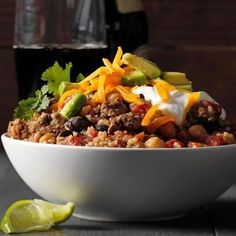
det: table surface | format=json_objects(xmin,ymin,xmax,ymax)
[{"xmin": 0, "ymin": 151, "xmax": 236, "ymax": 236}]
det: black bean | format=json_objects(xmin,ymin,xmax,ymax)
[
  {"xmin": 65, "ymin": 116, "xmax": 92, "ymax": 132},
  {"xmin": 107, "ymin": 112, "xmax": 142, "ymax": 134},
  {"xmin": 95, "ymin": 124, "xmax": 108, "ymax": 131},
  {"xmin": 58, "ymin": 129, "xmax": 72, "ymax": 137}
]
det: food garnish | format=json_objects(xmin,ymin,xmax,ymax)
[
  {"xmin": 13, "ymin": 85, "xmax": 50, "ymax": 120},
  {"xmin": 41, "ymin": 61, "xmax": 72, "ymax": 96},
  {"xmin": 122, "ymin": 52, "xmax": 161, "ymax": 79}
]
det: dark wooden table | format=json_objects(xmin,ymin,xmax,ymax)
[{"xmin": 0, "ymin": 151, "xmax": 236, "ymax": 236}]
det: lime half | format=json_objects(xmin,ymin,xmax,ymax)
[{"xmin": 0, "ymin": 199, "xmax": 75, "ymax": 234}]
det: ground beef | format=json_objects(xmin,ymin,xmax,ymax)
[
  {"xmin": 50, "ymin": 112, "xmax": 67, "ymax": 127},
  {"xmin": 85, "ymin": 104, "xmax": 102, "ymax": 124},
  {"xmin": 108, "ymin": 112, "xmax": 143, "ymax": 134},
  {"xmin": 100, "ymin": 101, "xmax": 129, "ymax": 118},
  {"xmin": 23, "ymin": 113, "xmax": 54, "ymax": 138}
]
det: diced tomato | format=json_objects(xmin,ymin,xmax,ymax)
[
  {"xmin": 135, "ymin": 132, "xmax": 145, "ymax": 141},
  {"xmin": 87, "ymin": 127, "xmax": 98, "ymax": 138},
  {"xmin": 117, "ymin": 140, "xmax": 126, "ymax": 147},
  {"xmin": 58, "ymin": 103, "xmax": 64, "ymax": 109},
  {"xmin": 69, "ymin": 136, "xmax": 84, "ymax": 146},
  {"xmin": 165, "ymin": 139, "xmax": 185, "ymax": 148},
  {"xmin": 114, "ymin": 130, "xmax": 126, "ymax": 137},
  {"xmin": 205, "ymin": 135, "xmax": 225, "ymax": 146},
  {"xmin": 131, "ymin": 103, "xmax": 151, "ymax": 114}
]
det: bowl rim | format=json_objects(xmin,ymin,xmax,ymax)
[{"xmin": 2, "ymin": 133, "xmax": 236, "ymax": 152}]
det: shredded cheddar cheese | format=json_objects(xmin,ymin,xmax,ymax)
[
  {"xmin": 152, "ymin": 80, "xmax": 176, "ymax": 102},
  {"xmin": 113, "ymin": 46, "xmax": 123, "ymax": 66},
  {"xmin": 97, "ymin": 74, "xmax": 106, "ymax": 102},
  {"xmin": 141, "ymin": 105, "xmax": 159, "ymax": 126},
  {"xmin": 112, "ymin": 46, "xmax": 125, "ymax": 74},
  {"xmin": 78, "ymin": 66, "xmax": 106, "ymax": 87},
  {"xmin": 103, "ymin": 58, "xmax": 115, "ymax": 74},
  {"xmin": 58, "ymin": 89, "xmax": 82, "ymax": 104},
  {"xmin": 115, "ymin": 86, "xmax": 143, "ymax": 105}
]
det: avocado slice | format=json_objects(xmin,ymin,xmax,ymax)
[
  {"xmin": 60, "ymin": 93, "xmax": 86, "ymax": 118},
  {"xmin": 175, "ymin": 83, "xmax": 193, "ymax": 92},
  {"xmin": 122, "ymin": 53, "xmax": 161, "ymax": 80},
  {"xmin": 162, "ymin": 72, "xmax": 190, "ymax": 85},
  {"xmin": 122, "ymin": 70, "xmax": 148, "ymax": 86}
]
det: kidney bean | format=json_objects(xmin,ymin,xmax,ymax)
[
  {"xmin": 159, "ymin": 122, "xmax": 177, "ymax": 138},
  {"xmin": 188, "ymin": 125, "xmax": 208, "ymax": 138}
]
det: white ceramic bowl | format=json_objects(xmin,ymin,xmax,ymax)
[{"xmin": 2, "ymin": 133, "xmax": 236, "ymax": 221}]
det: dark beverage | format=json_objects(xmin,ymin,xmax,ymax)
[{"xmin": 14, "ymin": 46, "xmax": 107, "ymax": 99}]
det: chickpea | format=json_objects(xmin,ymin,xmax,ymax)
[
  {"xmin": 31, "ymin": 132, "xmax": 41, "ymax": 142},
  {"xmin": 144, "ymin": 137, "xmax": 164, "ymax": 148},
  {"xmin": 218, "ymin": 132, "xmax": 236, "ymax": 144},
  {"xmin": 188, "ymin": 125, "xmax": 208, "ymax": 138},
  {"xmin": 159, "ymin": 122, "xmax": 177, "ymax": 138},
  {"xmin": 39, "ymin": 133, "xmax": 56, "ymax": 144}
]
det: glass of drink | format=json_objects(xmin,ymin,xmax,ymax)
[{"xmin": 14, "ymin": 0, "xmax": 107, "ymax": 99}]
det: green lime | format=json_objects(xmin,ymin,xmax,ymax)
[{"xmin": 0, "ymin": 199, "xmax": 75, "ymax": 234}]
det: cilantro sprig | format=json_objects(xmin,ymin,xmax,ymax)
[
  {"xmin": 14, "ymin": 85, "xmax": 50, "ymax": 120},
  {"xmin": 13, "ymin": 61, "xmax": 83, "ymax": 120},
  {"xmin": 76, "ymin": 73, "xmax": 85, "ymax": 82},
  {"xmin": 41, "ymin": 61, "xmax": 72, "ymax": 97}
]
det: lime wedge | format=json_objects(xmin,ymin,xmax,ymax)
[{"xmin": 0, "ymin": 199, "xmax": 75, "ymax": 234}]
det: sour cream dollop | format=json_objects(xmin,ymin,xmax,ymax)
[{"xmin": 132, "ymin": 86, "xmax": 226, "ymax": 126}]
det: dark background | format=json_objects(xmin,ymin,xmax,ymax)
[{"xmin": 0, "ymin": 0, "xmax": 236, "ymax": 137}]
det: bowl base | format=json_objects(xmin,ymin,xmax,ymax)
[{"xmin": 72, "ymin": 212, "xmax": 187, "ymax": 222}]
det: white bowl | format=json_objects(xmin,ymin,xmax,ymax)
[{"xmin": 2, "ymin": 133, "xmax": 236, "ymax": 221}]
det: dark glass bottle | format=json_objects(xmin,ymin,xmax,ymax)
[{"xmin": 105, "ymin": 0, "xmax": 148, "ymax": 57}]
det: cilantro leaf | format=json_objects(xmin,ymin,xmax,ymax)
[
  {"xmin": 14, "ymin": 98, "xmax": 36, "ymax": 120},
  {"xmin": 13, "ymin": 85, "xmax": 50, "ymax": 120},
  {"xmin": 76, "ymin": 73, "xmax": 85, "ymax": 82},
  {"xmin": 41, "ymin": 62, "xmax": 72, "ymax": 97}
]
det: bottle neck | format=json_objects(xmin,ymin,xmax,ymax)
[{"xmin": 115, "ymin": 0, "xmax": 144, "ymax": 14}]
